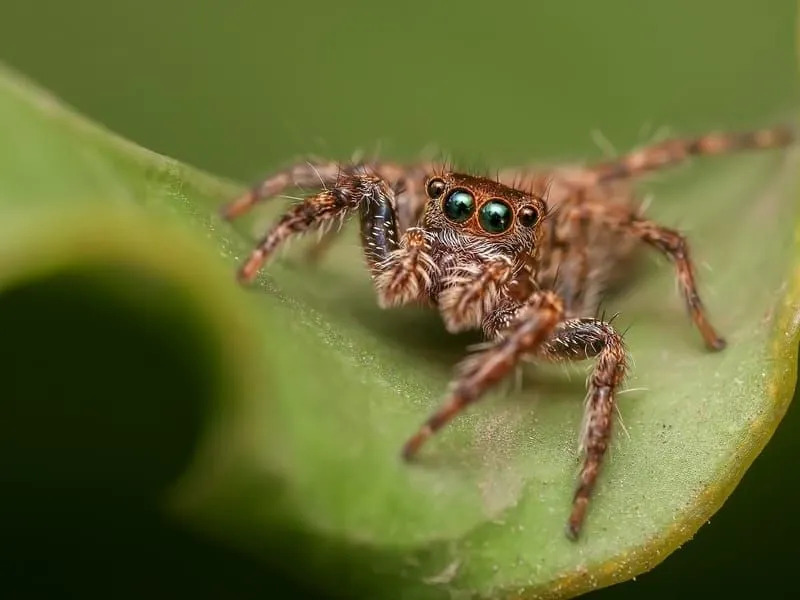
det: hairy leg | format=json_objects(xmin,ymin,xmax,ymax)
[
  {"xmin": 538, "ymin": 318, "xmax": 628, "ymax": 539},
  {"xmin": 628, "ymin": 217, "xmax": 725, "ymax": 349},
  {"xmin": 568, "ymin": 202, "xmax": 724, "ymax": 350},
  {"xmin": 221, "ymin": 160, "xmax": 344, "ymax": 220},
  {"xmin": 498, "ymin": 125, "xmax": 793, "ymax": 197},
  {"xmin": 552, "ymin": 194, "xmax": 592, "ymax": 313},
  {"xmin": 233, "ymin": 168, "xmax": 439, "ymax": 309},
  {"xmin": 585, "ymin": 125, "xmax": 793, "ymax": 184},
  {"xmin": 235, "ymin": 170, "xmax": 376, "ymax": 281},
  {"xmin": 304, "ymin": 179, "xmax": 430, "ymax": 265},
  {"xmin": 223, "ymin": 159, "xmax": 431, "ymax": 263},
  {"xmin": 401, "ymin": 290, "xmax": 564, "ymax": 458}
]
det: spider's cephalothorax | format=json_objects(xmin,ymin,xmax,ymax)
[
  {"xmin": 376, "ymin": 172, "xmax": 549, "ymax": 336},
  {"xmin": 221, "ymin": 125, "xmax": 793, "ymax": 540}
]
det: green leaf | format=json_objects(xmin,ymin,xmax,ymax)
[{"xmin": 0, "ymin": 53, "xmax": 798, "ymax": 600}]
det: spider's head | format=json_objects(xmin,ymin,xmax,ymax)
[{"xmin": 421, "ymin": 172, "xmax": 547, "ymax": 257}]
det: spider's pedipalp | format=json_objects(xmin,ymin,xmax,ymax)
[
  {"xmin": 373, "ymin": 227, "xmax": 438, "ymax": 308},
  {"xmin": 438, "ymin": 257, "xmax": 515, "ymax": 333}
]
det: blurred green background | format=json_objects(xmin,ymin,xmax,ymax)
[
  {"xmin": 2, "ymin": 1, "xmax": 797, "ymax": 179},
  {"xmin": 1, "ymin": 0, "xmax": 798, "ymax": 597}
]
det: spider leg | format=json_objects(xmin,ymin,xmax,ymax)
[
  {"xmin": 236, "ymin": 171, "xmax": 393, "ymax": 282},
  {"xmin": 305, "ymin": 173, "xmax": 431, "ymax": 265},
  {"xmin": 221, "ymin": 159, "xmax": 343, "ymax": 220},
  {"xmin": 235, "ymin": 166, "xmax": 439, "ymax": 308},
  {"xmin": 585, "ymin": 125, "xmax": 793, "ymax": 184},
  {"xmin": 401, "ymin": 290, "xmax": 564, "ymax": 459},
  {"xmin": 499, "ymin": 126, "xmax": 792, "ymax": 196},
  {"xmin": 558, "ymin": 201, "xmax": 724, "ymax": 350},
  {"xmin": 224, "ymin": 160, "xmax": 430, "ymax": 264},
  {"xmin": 552, "ymin": 194, "xmax": 592, "ymax": 313},
  {"xmin": 538, "ymin": 318, "xmax": 628, "ymax": 540},
  {"xmin": 629, "ymin": 218, "xmax": 725, "ymax": 349}
]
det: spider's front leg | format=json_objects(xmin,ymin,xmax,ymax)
[
  {"xmin": 232, "ymin": 167, "xmax": 438, "ymax": 310},
  {"xmin": 221, "ymin": 160, "xmax": 343, "ymax": 220},
  {"xmin": 402, "ymin": 290, "xmax": 565, "ymax": 458},
  {"xmin": 404, "ymin": 292, "xmax": 628, "ymax": 540},
  {"xmin": 234, "ymin": 168, "xmax": 375, "ymax": 282},
  {"xmin": 538, "ymin": 318, "xmax": 628, "ymax": 539}
]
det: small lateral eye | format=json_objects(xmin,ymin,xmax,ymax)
[
  {"xmin": 442, "ymin": 189, "xmax": 475, "ymax": 222},
  {"xmin": 478, "ymin": 199, "xmax": 513, "ymax": 234},
  {"xmin": 426, "ymin": 177, "xmax": 446, "ymax": 199},
  {"xmin": 518, "ymin": 206, "xmax": 540, "ymax": 227}
]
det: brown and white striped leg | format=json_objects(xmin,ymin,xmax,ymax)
[
  {"xmin": 221, "ymin": 160, "xmax": 344, "ymax": 220},
  {"xmin": 401, "ymin": 290, "xmax": 564, "ymax": 459},
  {"xmin": 627, "ymin": 218, "xmax": 725, "ymax": 350},
  {"xmin": 554, "ymin": 195, "xmax": 592, "ymax": 312},
  {"xmin": 236, "ymin": 173, "xmax": 393, "ymax": 282},
  {"xmin": 538, "ymin": 318, "xmax": 628, "ymax": 540},
  {"xmin": 223, "ymin": 160, "xmax": 431, "ymax": 264},
  {"xmin": 565, "ymin": 202, "xmax": 725, "ymax": 351},
  {"xmin": 586, "ymin": 125, "xmax": 793, "ymax": 184}
]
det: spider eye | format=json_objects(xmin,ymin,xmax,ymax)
[
  {"xmin": 478, "ymin": 199, "xmax": 513, "ymax": 233},
  {"xmin": 519, "ymin": 206, "xmax": 540, "ymax": 227},
  {"xmin": 426, "ymin": 177, "xmax": 446, "ymax": 199},
  {"xmin": 442, "ymin": 189, "xmax": 475, "ymax": 223}
]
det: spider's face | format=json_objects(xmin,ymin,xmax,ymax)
[{"xmin": 421, "ymin": 172, "xmax": 546, "ymax": 257}]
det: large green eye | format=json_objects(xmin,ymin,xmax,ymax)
[
  {"xmin": 478, "ymin": 199, "xmax": 513, "ymax": 233},
  {"xmin": 443, "ymin": 189, "xmax": 475, "ymax": 223}
]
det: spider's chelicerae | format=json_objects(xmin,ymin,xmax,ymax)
[{"xmin": 221, "ymin": 125, "xmax": 793, "ymax": 540}]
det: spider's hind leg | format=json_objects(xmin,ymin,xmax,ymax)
[
  {"xmin": 586, "ymin": 125, "xmax": 793, "ymax": 184},
  {"xmin": 569, "ymin": 202, "xmax": 725, "ymax": 350}
]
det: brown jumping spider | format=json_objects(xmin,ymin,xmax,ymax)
[{"xmin": 221, "ymin": 126, "xmax": 792, "ymax": 540}]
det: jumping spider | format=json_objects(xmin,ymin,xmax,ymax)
[{"xmin": 221, "ymin": 126, "xmax": 792, "ymax": 539}]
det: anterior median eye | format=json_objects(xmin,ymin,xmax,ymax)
[
  {"xmin": 478, "ymin": 199, "xmax": 513, "ymax": 233},
  {"xmin": 443, "ymin": 189, "xmax": 476, "ymax": 223}
]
